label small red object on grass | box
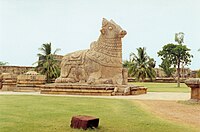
[70,115,99,130]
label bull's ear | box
[100,28,105,35]
[102,18,108,27]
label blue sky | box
[0,0,199,70]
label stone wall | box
[0,66,34,75]
[155,68,192,78]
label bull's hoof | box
[55,77,76,83]
[55,77,62,83]
[87,78,95,84]
[103,79,113,84]
[62,78,76,83]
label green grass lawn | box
[0,95,197,132]
[131,82,190,93]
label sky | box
[0,0,200,70]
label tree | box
[158,42,193,87]
[0,61,8,66]
[124,47,156,82]
[35,42,61,83]
[159,58,176,77]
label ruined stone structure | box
[154,68,192,78]
[55,18,127,85]
[15,71,46,92]
[1,73,17,91]
[185,78,200,102]
[0,66,34,90]
[0,66,33,75]
[41,18,147,95]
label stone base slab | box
[14,87,41,92]
[2,85,16,91]
[185,78,200,101]
[40,83,147,96]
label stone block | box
[70,115,99,130]
[1,73,17,91]
[16,71,46,91]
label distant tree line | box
[124,32,193,87]
[0,61,8,66]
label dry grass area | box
[135,100,200,128]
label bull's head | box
[100,18,127,39]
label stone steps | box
[14,87,41,92]
[40,83,147,96]
[40,83,115,96]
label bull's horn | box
[102,18,108,27]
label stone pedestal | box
[39,19,147,96]
[40,83,147,96]
[15,71,46,92]
[1,73,17,91]
[70,115,99,130]
[185,78,200,102]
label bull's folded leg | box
[61,78,76,83]
[55,77,76,83]
[55,77,62,83]
[87,71,101,84]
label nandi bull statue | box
[55,18,127,85]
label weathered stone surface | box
[70,115,99,130]
[130,87,147,95]
[185,78,200,101]
[1,73,17,91]
[41,83,115,96]
[40,83,147,96]
[55,18,127,85]
[15,71,46,92]
[0,66,33,75]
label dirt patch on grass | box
[135,100,200,128]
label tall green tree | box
[0,61,8,66]
[124,47,156,82]
[158,35,193,87]
[35,42,61,83]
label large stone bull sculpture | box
[55,18,127,85]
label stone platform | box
[185,78,200,102]
[1,73,17,91]
[40,83,147,96]
[14,71,46,92]
[14,86,42,92]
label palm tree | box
[0,61,8,66]
[35,42,61,83]
[127,47,156,82]
[159,58,176,78]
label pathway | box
[0,91,190,101]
